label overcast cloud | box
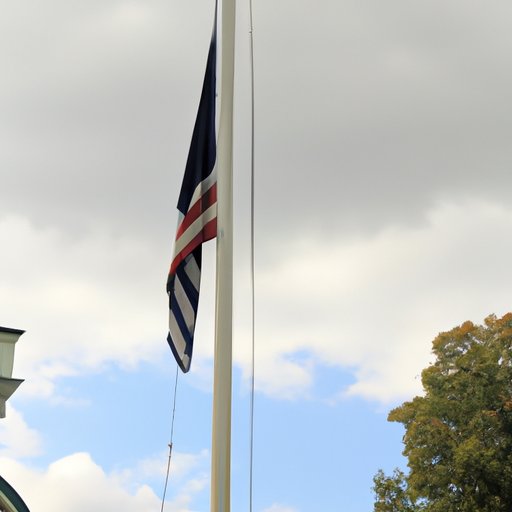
[2,0,512,413]
[1,0,512,510]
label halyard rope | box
[160,365,179,512]
[248,0,256,509]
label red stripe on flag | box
[176,184,217,240]
[169,218,217,276]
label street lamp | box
[0,327,24,419]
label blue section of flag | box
[167,16,217,373]
[177,27,217,216]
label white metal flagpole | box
[211,0,235,510]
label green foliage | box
[373,468,423,512]
[374,313,512,512]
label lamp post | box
[0,327,24,419]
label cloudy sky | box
[1,0,512,510]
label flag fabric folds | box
[167,23,217,373]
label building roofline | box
[0,475,30,512]
[0,327,25,335]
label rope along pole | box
[160,365,180,512]
[248,0,256,510]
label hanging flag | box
[167,23,217,373]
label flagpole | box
[211,0,235,510]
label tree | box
[373,468,423,512]
[373,313,512,512]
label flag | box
[167,23,217,373]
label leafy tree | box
[373,313,512,512]
[373,468,423,512]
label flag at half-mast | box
[167,23,217,373]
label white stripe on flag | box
[169,310,188,359]
[189,170,216,208]
[174,274,196,333]
[184,254,201,286]
[173,203,217,255]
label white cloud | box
[261,504,299,512]
[0,406,42,458]
[121,448,209,483]
[0,403,210,511]
[0,215,168,400]
[0,453,160,512]
[234,198,512,403]
[0,448,209,512]
[3,198,511,405]
[1,0,512,412]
